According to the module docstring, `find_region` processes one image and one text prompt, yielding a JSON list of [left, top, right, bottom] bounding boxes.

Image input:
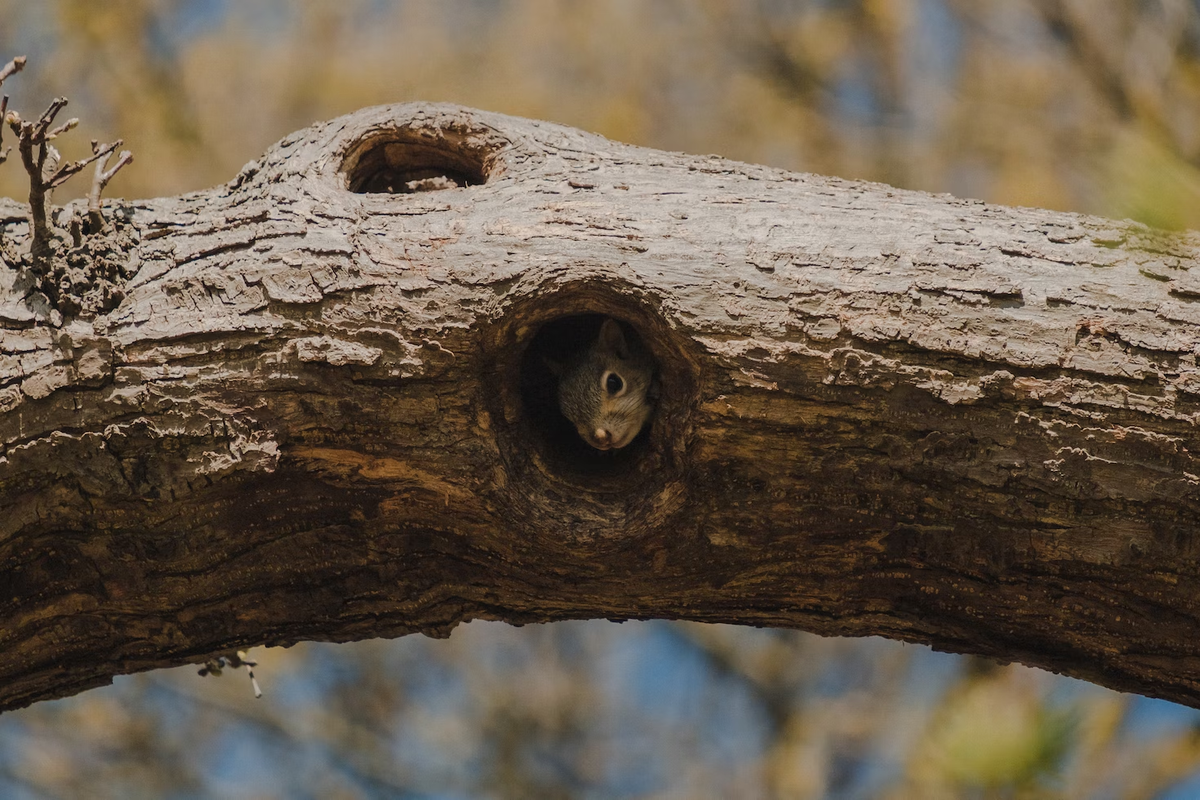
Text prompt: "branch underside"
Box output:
[[0, 102, 1199, 711]]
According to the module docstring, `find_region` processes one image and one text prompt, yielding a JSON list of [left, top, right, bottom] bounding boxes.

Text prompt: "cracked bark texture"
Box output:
[[2, 102, 1200, 712]]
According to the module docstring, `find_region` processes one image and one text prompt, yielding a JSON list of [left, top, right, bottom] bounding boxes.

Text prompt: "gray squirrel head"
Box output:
[[550, 318, 656, 451]]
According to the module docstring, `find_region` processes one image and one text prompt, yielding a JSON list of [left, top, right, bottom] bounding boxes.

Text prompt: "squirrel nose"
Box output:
[[593, 428, 612, 447]]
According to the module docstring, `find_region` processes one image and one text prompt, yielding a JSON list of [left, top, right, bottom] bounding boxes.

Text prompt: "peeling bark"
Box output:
[[1, 102, 1200, 712]]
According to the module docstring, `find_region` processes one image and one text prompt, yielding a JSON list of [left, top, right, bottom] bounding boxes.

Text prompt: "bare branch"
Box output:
[[87, 143, 133, 232], [13, 104, 123, 258], [0, 55, 131, 271], [0, 56, 25, 89], [46, 118, 79, 141], [0, 54, 24, 170], [30, 98, 68, 143], [0, 96, 8, 166], [11, 115, 53, 258], [98, 149, 133, 185], [47, 138, 119, 190]]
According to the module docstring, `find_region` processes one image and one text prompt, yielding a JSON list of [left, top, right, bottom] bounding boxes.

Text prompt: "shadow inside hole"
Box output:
[[347, 139, 488, 194], [520, 314, 654, 482]]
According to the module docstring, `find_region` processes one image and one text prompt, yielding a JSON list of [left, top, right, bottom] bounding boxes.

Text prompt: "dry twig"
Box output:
[[0, 55, 27, 167], [87, 141, 133, 232], [198, 651, 263, 699], [8, 97, 121, 261], [0, 55, 25, 87]]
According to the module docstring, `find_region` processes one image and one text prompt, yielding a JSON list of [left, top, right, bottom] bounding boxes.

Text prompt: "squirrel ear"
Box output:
[[599, 318, 630, 358]]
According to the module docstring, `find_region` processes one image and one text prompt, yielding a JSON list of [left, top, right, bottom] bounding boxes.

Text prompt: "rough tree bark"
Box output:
[[1, 102, 1199, 713]]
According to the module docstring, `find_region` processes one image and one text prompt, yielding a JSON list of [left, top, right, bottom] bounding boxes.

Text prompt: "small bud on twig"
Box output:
[[31, 98, 68, 142], [46, 118, 79, 140], [0, 56, 25, 89]]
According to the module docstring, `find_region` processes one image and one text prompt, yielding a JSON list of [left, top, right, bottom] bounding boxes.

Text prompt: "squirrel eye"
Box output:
[[605, 372, 624, 395]]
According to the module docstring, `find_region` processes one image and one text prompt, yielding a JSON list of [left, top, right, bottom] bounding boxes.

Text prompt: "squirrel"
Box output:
[[548, 317, 656, 451]]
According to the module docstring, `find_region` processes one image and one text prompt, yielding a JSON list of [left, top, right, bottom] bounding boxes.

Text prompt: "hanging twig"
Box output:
[[198, 650, 264, 699]]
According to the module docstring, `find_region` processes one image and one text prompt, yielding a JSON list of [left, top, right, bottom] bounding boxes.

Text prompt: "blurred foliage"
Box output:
[[2, 1, 1200, 798], [0, 0, 1198, 225], [5, 624, 1200, 799]]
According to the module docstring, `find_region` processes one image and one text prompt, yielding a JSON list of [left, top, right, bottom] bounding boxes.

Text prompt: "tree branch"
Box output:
[[0, 55, 26, 87], [0, 60, 134, 271], [86, 142, 132, 232], [7, 99, 77, 260], [0, 55, 24, 166], [0, 103, 1199, 713], [0, 96, 9, 168]]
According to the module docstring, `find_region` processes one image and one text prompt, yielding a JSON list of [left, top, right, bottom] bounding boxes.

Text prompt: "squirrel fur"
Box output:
[[549, 318, 656, 451]]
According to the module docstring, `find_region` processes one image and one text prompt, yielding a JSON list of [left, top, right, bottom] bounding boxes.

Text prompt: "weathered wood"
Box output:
[[1, 102, 1199, 712]]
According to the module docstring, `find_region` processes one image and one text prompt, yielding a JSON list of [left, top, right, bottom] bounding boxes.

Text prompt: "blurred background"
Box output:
[[2, 1, 1200, 798]]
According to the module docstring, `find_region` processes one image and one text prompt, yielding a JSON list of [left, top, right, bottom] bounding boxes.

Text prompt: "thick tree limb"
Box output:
[[1, 103, 1199, 712]]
